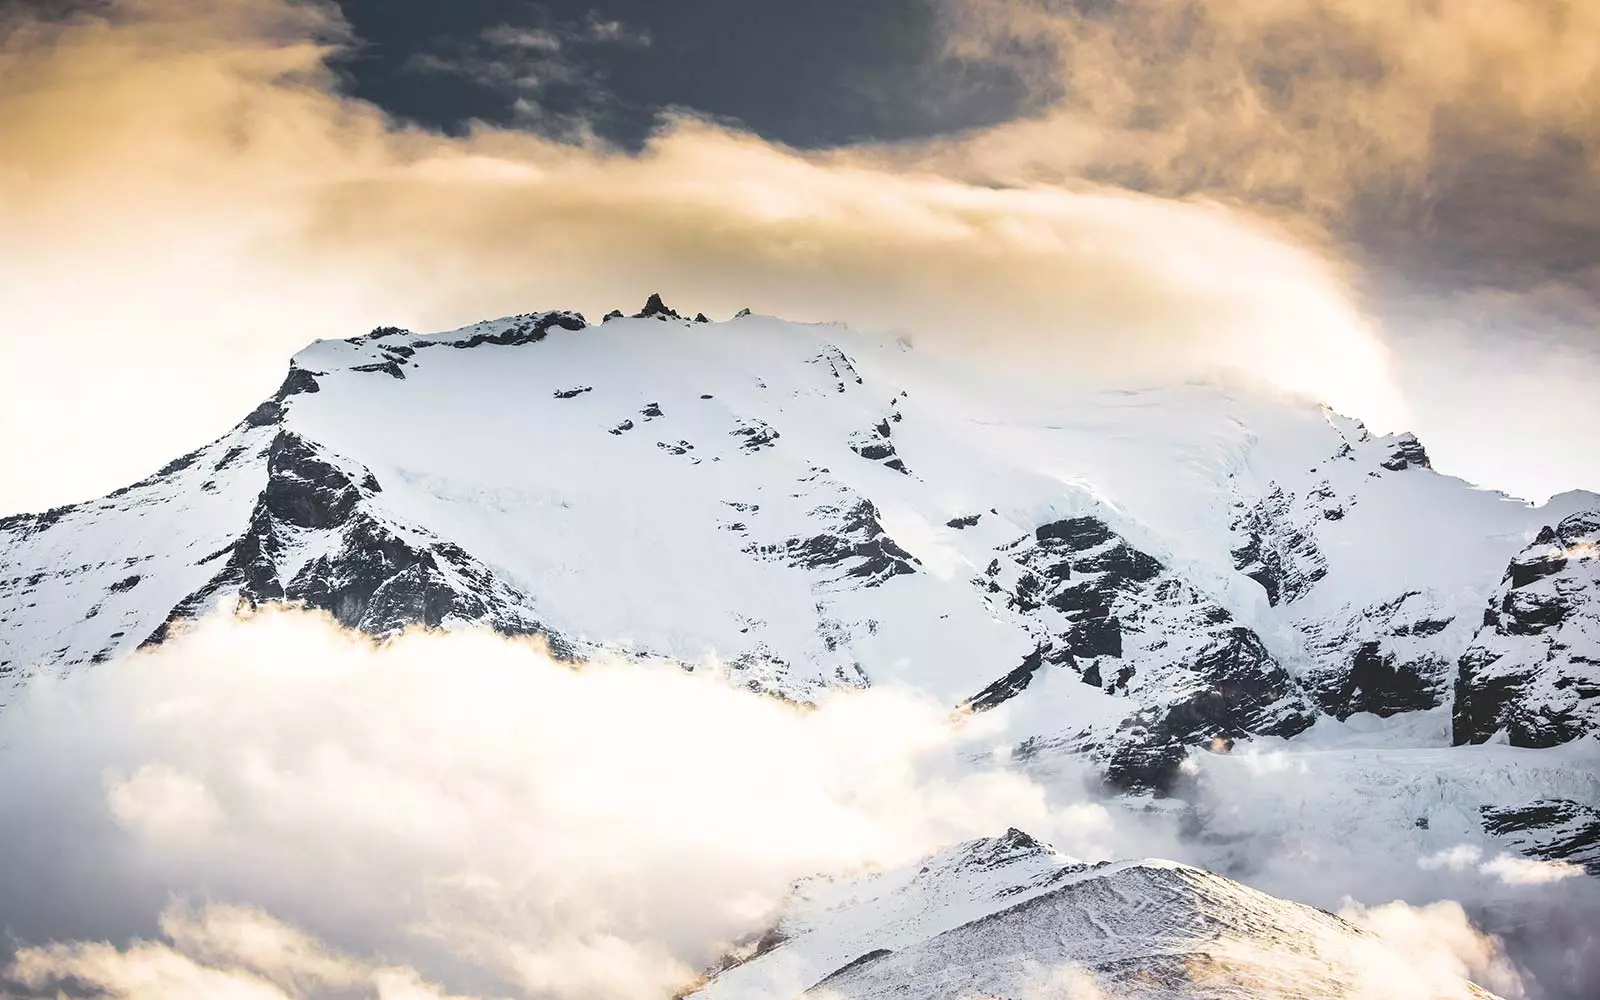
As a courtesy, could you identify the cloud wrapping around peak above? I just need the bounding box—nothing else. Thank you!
[0,0,1406,514]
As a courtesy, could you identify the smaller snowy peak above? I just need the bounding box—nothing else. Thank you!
[696,829,1499,1000]
[697,830,1085,1000]
[1455,508,1600,747]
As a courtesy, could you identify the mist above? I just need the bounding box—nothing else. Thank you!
[0,605,1590,999]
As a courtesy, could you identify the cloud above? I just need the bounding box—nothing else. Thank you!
[0,604,1074,1000]
[932,0,1600,282]
[0,0,1405,515]
[1342,900,1527,1000]
[1421,845,1583,887]
[925,0,1600,499]
[10,902,462,1000]
[0,604,1540,1000]
[406,10,649,133]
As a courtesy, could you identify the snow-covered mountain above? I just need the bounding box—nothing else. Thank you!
[694,828,1500,999]
[2,298,1598,988]
[4,299,1593,781]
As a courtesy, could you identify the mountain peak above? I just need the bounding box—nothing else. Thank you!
[2,307,1595,796]
[636,291,681,320]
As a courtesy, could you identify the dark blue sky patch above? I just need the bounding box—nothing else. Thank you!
[333,0,1035,146]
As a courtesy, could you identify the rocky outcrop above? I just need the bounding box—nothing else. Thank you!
[970,515,1316,791]
[440,311,586,348]
[1454,510,1600,746]
[1230,484,1328,606]
[1302,591,1457,718]
[750,496,919,587]
[635,292,680,320]
[1379,432,1431,471]
[729,418,780,452]
[1482,799,1600,877]
[145,430,565,654]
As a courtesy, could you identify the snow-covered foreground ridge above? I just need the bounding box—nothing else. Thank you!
[1,298,1596,793]
[693,829,1508,1000]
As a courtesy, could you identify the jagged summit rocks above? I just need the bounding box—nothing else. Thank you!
[635,292,681,320]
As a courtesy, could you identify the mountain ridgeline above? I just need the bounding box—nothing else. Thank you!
[3,298,1596,795]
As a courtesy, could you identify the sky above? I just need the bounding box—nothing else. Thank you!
[0,0,1596,512]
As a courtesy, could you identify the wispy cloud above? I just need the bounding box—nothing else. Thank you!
[0,0,1411,513]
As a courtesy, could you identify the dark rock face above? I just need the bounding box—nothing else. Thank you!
[1323,640,1441,717]
[1230,485,1328,606]
[730,418,780,452]
[749,498,919,587]
[145,431,566,654]
[273,365,322,402]
[1379,432,1431,471]
[847,409,909,475]
[444,311,586,348]
[966,514,1315,792]
[261,432,364,530]
[352,360,406,379]
[1302,590,1456,719]
[1482,799,1600,877]
[965,646,1046,712]
[1454,510,1600,747]
[635,293,680,321]
[244,401,284,427]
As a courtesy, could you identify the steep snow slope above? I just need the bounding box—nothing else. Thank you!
[2,301,1596,789]
[694,829,1501,1000]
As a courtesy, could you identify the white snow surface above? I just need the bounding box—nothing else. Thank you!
[3,307,1594,738]
[693,829,1501,1000]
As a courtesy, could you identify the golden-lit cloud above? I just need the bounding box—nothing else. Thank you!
[934,0,1600,244]
[0,0,1408,514]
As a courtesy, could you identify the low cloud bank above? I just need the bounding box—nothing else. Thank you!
[0,606,1069,999]
[0,606,1567,999]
